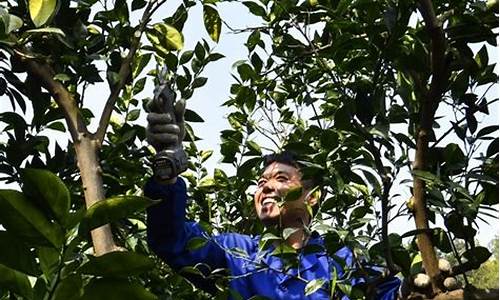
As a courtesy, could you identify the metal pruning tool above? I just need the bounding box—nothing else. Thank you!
[151,66,187,181]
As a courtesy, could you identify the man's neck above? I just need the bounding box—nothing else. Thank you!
[286,227,309,249]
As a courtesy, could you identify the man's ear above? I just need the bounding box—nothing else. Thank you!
[305,188,320,207]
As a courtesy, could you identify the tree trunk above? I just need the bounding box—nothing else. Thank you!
[412,0,448,293]
[75,136,118,255]
[412,128,441,294]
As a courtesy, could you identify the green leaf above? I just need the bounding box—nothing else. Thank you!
[184,109,204,122]
[229,247,249,258]
[21,168,70,226]
[476,125,498,138]
[0,264,33,299]
[132,0,147,10]
[304,278,326,296]
[392,247,411,277]
[29,0,57,27]
[282,227,299,240]
[153,23,184,51]
[411,170,441,184]
[127,109,141,121]
[444,212,476,240]
[133,77,147,94]
[6,14,23,33]
[186,237,208,251]
[25,27,65,36]
[47,121,66,132]
[81,278,156,300]
[260,232,281,243]
[0,232,40,276]
[179,266,204,276]
[52,274,83,300]
[237,157,261,177]
[242,1,266,17]
[0,189,63,247]
[180,50,194,64]
[245,140,261,155]
[132,53,152,78]
[330,268,337,298]
[308,0,318,6]
[192,77,208,88]
[388,233,402,247]
[271,242,296,256]
[203,5,221,42]
[198,177,215,189]
[53,73,71,82]
[475,45,488,69]
[79,196,158,235]
[207,53,225,62]
[38,246,59,278]
[201,150,213,162]
[284,186,303,202]
[79,252,155,277]
[410,254,423,275]
[194,42,205,60]
[463,246,491,266]
[432,228,452,253]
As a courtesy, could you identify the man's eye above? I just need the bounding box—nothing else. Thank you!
[257,180,266,187]
[277,176,288,182]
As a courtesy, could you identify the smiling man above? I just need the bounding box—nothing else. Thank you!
[254,155,319,249]
[144,95,400,299]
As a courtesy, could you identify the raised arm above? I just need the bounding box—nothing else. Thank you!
[144,78,227,291]
[145,178,226,271]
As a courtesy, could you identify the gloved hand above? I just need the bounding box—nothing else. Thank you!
[146,83,187,182]
[146,99,186,152]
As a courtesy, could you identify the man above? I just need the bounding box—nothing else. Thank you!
[144,95,400,299]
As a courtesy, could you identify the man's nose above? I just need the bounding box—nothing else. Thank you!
[262,180,275,193]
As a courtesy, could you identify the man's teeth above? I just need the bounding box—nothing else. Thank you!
[262,198,277,205]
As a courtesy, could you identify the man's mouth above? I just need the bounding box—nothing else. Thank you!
[261,197,278,206]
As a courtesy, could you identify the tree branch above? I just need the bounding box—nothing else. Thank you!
[365,136,399,274]
[411,0,448,294]
[19,54,87,142]
[19,53,119,255]
[94,0,164,144]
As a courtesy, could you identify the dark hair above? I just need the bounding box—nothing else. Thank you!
[263,151,301,170]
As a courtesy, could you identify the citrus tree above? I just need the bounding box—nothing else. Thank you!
[0,0,224,298]
[0,0,498,299]
[196,0,498,298]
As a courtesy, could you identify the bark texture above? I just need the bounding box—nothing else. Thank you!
[75,137,117,255]
[412,0,448,294]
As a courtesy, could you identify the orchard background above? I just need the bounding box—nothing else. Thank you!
[0,0,497,299]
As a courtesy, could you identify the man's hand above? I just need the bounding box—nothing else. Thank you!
[146,83,187,183]
[146,98,186,151]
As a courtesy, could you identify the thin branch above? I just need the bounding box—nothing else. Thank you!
[94,0,166,145]
[431,98,498,148]
[364,134,399,274]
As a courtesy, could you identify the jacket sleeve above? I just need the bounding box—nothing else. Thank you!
[145,177,227,272]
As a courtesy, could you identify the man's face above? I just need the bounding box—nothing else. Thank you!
[254,162,315,226]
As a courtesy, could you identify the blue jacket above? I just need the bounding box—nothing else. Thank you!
[145,178,400,299]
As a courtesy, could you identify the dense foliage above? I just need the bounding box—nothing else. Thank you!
[0,0,497,299]
[443,237,499,289]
